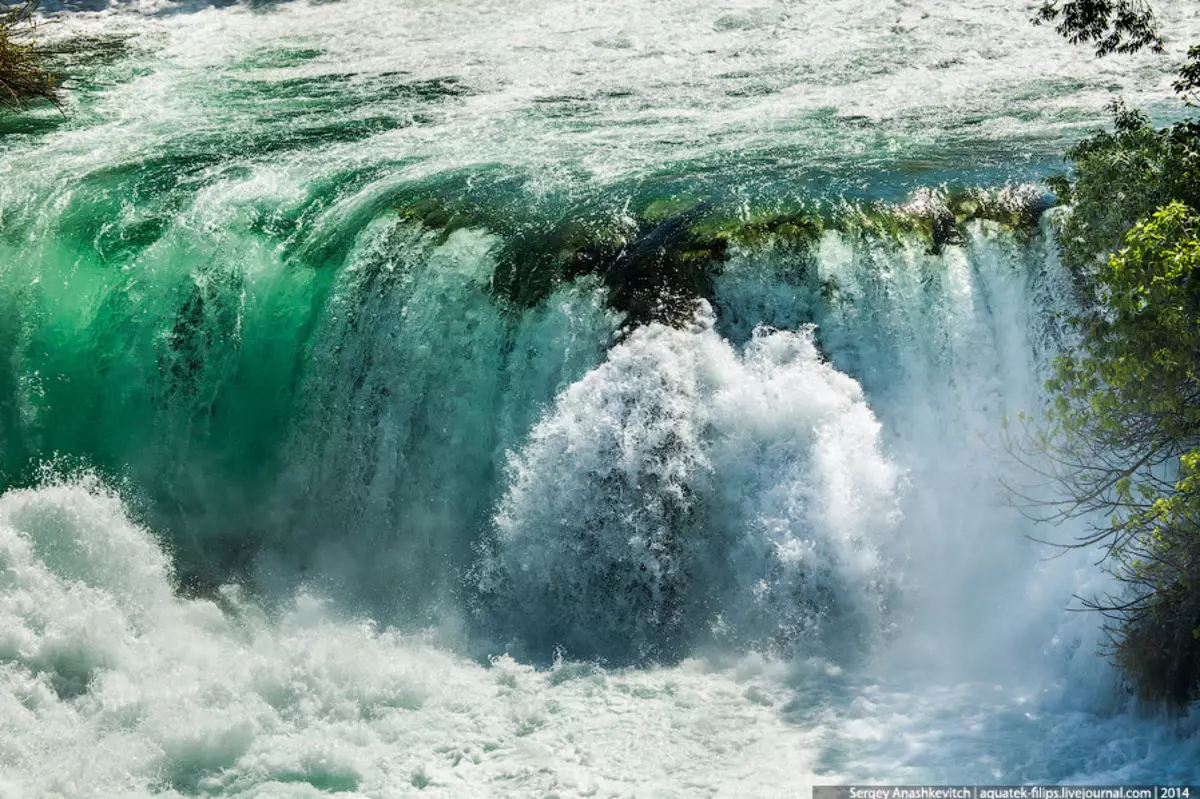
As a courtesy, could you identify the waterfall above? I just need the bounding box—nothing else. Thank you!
[2,0,1199,794]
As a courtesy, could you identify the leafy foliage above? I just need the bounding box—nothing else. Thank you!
[1173,45,1200,105]
[1054,105,1200,282]
[0,0,59,110]
[1014,203,1200,702]
[1011,133,1200,702]
[1035,0,1164,57]
[1013,0,1200,701]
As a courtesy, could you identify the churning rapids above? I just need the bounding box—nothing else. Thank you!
[2,0,1200,796]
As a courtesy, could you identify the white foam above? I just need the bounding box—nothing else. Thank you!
[2,1,1199,788]
[2,477,1197,798]
[23,0,1200,186]
[482,302,898,663]
[0,477,817,797]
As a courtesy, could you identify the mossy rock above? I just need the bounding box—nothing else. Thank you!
[597,208,727,330]
[832,185,1050,254]
[945,186,1052,233]
[639,195,702,223]
[690,208,824,251]
[384,180,1053,333]
[832,202,928,244]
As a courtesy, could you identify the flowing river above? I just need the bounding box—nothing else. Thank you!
[2,0,1200,796]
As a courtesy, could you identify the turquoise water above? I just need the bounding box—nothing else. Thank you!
[1,1,1199,796]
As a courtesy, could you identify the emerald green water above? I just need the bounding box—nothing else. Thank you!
[1,1,1199,796]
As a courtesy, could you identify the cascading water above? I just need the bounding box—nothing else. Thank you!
[2,0,1200,796]
[480,304,898,664]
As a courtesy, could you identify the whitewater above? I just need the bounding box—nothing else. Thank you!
[2,0,1200,796]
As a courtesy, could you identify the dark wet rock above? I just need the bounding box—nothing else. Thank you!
[589,207,725,330]
[387,179,1052,338]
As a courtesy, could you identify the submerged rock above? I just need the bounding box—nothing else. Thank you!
[385,181,1053,342]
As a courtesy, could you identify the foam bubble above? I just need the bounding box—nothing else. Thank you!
[482,301,899,663]
[2,479,1197,797]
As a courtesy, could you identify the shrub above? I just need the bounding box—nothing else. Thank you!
[0,0,59,110]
